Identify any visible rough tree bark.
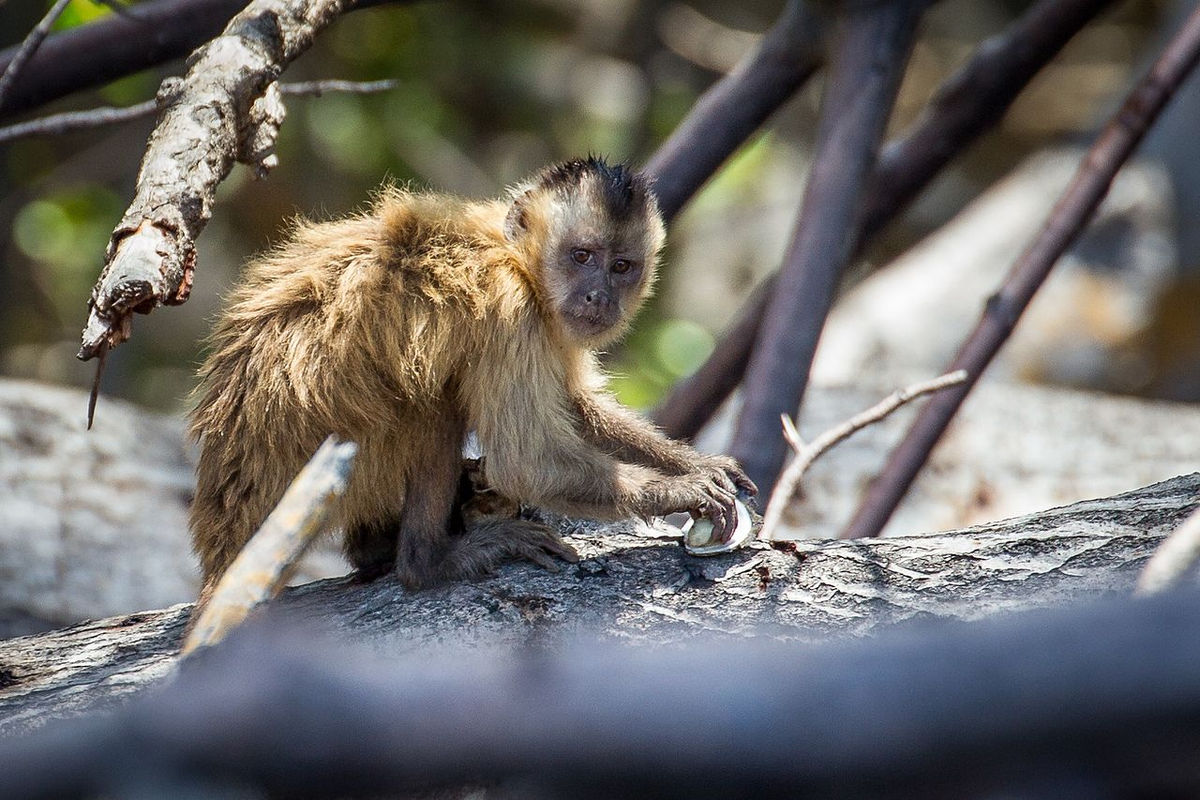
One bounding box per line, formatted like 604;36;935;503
1;472;1195;736
77;0;358;363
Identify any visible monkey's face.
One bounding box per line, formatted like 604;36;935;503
506;157;665;347
548;235;652;343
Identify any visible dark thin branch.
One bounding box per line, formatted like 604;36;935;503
7;593;1200;798
0;0;72;112
841;4;1200;540
0;0;244;120
0;80;398;145
730;2;926;497
652;0;1118;440
643;0;828;222
0;0;405;121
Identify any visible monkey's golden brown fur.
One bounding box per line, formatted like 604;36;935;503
190;158;754;592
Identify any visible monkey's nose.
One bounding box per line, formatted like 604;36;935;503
584;290;612;307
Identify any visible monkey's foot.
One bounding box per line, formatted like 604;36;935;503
349;560;394;584
439;518;580;582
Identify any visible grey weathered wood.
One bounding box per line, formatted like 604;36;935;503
0;380;342;632
78;0;356;361
1;473;1195;736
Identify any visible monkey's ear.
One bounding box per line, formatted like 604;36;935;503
504;191;532;242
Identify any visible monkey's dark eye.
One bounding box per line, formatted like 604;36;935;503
611;259;632;275
571;249;592;265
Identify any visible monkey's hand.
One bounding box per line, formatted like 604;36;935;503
691;453;758;503
637;474;740;544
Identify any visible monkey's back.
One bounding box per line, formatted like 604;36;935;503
188;188;526;581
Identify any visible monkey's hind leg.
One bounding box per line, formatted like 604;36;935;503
438;517;580;582
344;514;401;582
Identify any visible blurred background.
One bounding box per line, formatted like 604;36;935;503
0;0;1197;414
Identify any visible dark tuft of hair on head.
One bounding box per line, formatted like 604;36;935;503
539;155;652;221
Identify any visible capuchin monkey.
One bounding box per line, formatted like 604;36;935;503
189;157;756;595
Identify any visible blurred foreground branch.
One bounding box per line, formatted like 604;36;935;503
7;586;1200;797
2;472;1195;736
183;436;357;655
842;4;1200;540
1137;505;1200;596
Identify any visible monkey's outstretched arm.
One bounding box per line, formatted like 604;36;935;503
572;392;757;499
465;321;740;539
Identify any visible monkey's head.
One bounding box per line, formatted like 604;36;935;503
505;157;665;347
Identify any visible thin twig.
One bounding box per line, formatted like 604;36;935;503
0;79;398;145
652;0;1116;441
280;78;398;96
643;0;827;222
841;5;1200;540
0;0;72;112
760;371;967;540
1136;505;1200;596
182;436;358;656
729;1;927;497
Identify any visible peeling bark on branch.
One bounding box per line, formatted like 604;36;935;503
78;0;356;362
1;473;1195;736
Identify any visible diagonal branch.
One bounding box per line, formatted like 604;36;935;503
729;1;927;497
652;0;1118;441
643;0;828;222
841;4;1200;540
76;0;361;366
183;436;357;656
1137;504;1200;595
0;0;72;111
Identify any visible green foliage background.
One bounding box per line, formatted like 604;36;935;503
0;0;1188;414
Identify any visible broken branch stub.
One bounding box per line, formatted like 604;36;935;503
78;0;355;362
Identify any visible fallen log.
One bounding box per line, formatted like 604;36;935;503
1;472;1195;736
5;377;1199;630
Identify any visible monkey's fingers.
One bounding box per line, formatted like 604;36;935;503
706;468;738;496
728;468;758;498
541;535;581;564
702;488;736;544
523;548;565;573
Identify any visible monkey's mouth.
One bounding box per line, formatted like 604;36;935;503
564;311;619;339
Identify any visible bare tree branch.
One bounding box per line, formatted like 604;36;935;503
0;0;72;111
841;4;1200;540
652;0;1118;441
76;0;364;369
643;0;828;222
760;370;967;540
729;2;927;496
0;79;398;145
183;436;357;656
